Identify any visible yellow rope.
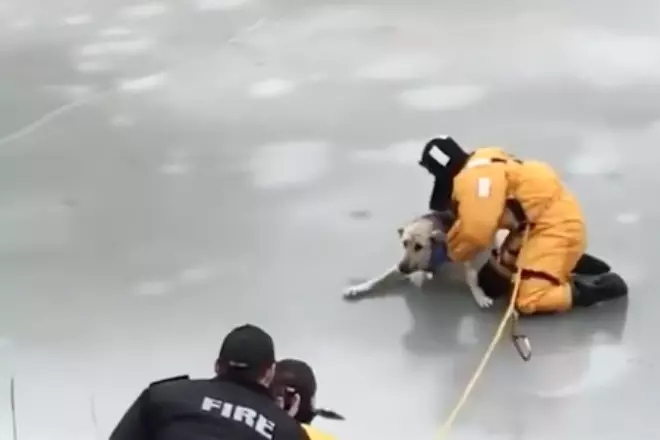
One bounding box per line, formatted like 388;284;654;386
436;226;531;439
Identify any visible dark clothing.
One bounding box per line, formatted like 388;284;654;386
109;375;310;440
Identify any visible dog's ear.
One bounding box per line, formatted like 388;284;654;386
430;229;444;244
397;227;404;237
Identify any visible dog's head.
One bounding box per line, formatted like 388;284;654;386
397;214;451;274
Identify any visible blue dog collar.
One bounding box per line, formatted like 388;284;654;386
427;245;450;272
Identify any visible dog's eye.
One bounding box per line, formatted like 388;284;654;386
403;240;410;248
414;243;423;252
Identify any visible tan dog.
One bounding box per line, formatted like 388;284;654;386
343;210;509;308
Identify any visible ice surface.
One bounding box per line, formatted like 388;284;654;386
1;0;659;439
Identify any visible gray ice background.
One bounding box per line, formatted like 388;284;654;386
0;0;659;439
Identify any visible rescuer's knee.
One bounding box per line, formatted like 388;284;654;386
515;274;572;315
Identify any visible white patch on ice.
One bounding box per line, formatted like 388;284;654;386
248;78;295;98
78;44;108;56
160;162;190;175
44;84;95;100
122;2;169;18
134;280;171;296
11;19;34;30
98;27;133;37
79;38;154;56
110;115;137;127
348;139;425;165
562;29;660;88
615;212;640;224
62;14;92;26
309;73;328;82
160;150;191;175
249;141;331;188
0;337;12;349
76;60;111;73
194;0;252;11
179;266;213;284
566;132;621;176
537;345;633;398
356;53;442;80
118;72;168;92
456;316;479;346
399;85;488;111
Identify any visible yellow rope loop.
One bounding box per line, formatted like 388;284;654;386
436;226;531;439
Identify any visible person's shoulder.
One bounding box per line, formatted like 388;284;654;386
149;375;190;387
145;375;192;395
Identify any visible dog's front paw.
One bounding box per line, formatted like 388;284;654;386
472;288;494;308
342;283;373;301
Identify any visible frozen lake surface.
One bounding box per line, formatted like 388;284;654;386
1;0;659;439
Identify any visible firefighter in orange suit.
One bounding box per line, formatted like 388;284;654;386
419;136;628;315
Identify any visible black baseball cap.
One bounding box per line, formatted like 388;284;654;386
217;324;275;371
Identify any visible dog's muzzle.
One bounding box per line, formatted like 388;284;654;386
398;261;414;274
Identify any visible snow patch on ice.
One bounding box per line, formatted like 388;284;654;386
110;115;137;127
62;14;92;26
11;19;34;30
119;72;168;92
615;212;640;224
134;280;171;296
248;78;295;98
0;337;13;349
160;150;191;175
122;2;169;18
44;84;95;100
98;27;133;37
179;266;213;284
399;85;488;111
348;139;425;165
249;141;331;188
537;345;633;398
566;132;621;176
76;60;111;73
79;38;154;56
194;0;252;10
456;316;479;346
562;29;660;88
356;53;442;80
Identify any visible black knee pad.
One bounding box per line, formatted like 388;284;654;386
477;262;512;300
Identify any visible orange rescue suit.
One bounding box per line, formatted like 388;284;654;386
446;147;586;314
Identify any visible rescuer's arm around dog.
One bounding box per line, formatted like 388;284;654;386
447;165;507;262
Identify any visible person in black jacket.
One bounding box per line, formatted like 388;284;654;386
109;324;310;440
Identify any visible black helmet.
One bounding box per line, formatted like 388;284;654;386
419;137;469;210
419;136;469;178
272;359;344;424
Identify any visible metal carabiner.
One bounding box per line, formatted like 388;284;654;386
512;333;532;361
510;312;532;361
